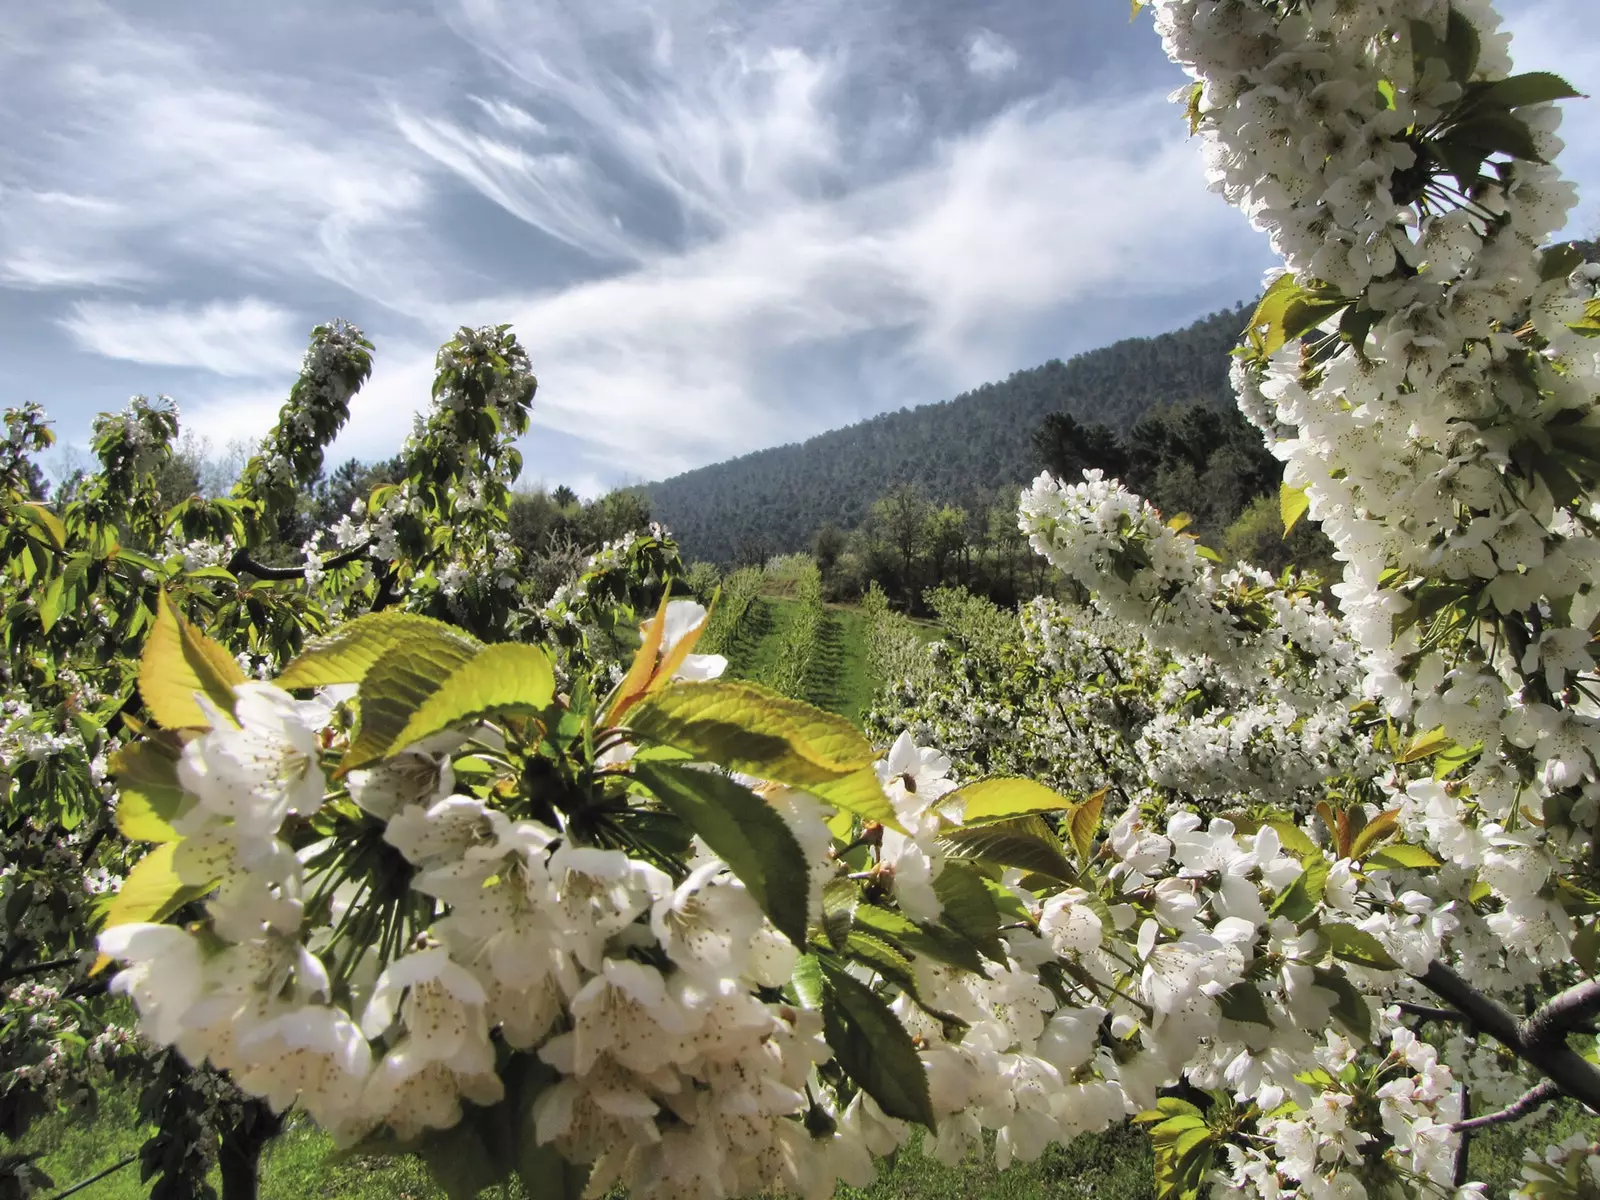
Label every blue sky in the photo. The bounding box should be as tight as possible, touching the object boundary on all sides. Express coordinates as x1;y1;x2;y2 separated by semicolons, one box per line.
4;0;1597;496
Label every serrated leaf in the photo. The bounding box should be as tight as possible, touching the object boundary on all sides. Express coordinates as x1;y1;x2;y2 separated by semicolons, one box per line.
1069;789;1105;861
822;877;860;950
820;962;935;1128
11;501;67;551
276;612;480;690
1477;71;1583;110
1280;482;1311;536
1218;982;1273;1026
627;680;875;786
932;861;1006;962
1348;810;1400;861
1243;274;1348;361
110;742;189;843
138;591;245;730
633;761;810;948
844;930;918;991
1312;966;1371;1041
1395;726;1452;763
1323;923;1401;971
939;816;1076;882
1541;243;1586;282
344;637;481;769
1434;740;1483;779
1446;112;1546;163
792;954;824;1008
852;903;986;974
801;765;901;828
391;643;555;754
948;776;1072;822
98;842;215;933
1364;843;1441;871
1271;855;1330;924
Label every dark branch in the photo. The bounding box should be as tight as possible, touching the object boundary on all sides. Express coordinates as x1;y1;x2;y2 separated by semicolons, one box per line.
1395;1001;1463;1025
1451;1081;1559;1133
47;1154;137;1200
1416;960;1600;1114
0;957;80;987
1525;982;1600;1048
227;540;371;582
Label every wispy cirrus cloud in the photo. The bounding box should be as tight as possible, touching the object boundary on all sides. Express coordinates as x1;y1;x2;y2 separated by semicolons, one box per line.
11;0;1598;494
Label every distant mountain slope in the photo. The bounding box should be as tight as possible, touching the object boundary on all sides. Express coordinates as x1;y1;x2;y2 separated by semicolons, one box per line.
646;303;1250;564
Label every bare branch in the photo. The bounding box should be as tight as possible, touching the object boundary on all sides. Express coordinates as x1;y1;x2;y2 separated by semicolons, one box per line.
1525;981;1600;1048
1395;1001;1463;1025
0;957;80;988
1451;1081;1560;1133
226;539;371;582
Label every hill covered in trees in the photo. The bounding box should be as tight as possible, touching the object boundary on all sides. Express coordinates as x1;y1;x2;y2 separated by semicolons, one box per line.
645;303;1250;564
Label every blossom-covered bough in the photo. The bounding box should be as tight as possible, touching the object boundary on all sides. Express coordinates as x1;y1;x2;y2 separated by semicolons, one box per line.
7;0;1600;1196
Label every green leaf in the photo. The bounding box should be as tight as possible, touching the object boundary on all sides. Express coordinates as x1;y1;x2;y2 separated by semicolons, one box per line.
277;612;480;691
802;765;901;828
792;954;825;1008
1348;810;1400;860
1395;726;1452;764
1365;843;1441;871
948;777;1072;822
1323;923;1401;971
626;680;875;786
1242;274;1348;361
343;637;482;769
1312;966;1371;1041
844;930;918;992
820;961;935;1128
1217;982;1273;1026
391;643;555;754
632;761;810;948
1477;71;1583;110
1445;112;1546;163
1271;855;1330;924
1069;789;1105;861
1280;482;1311;536
1433;740;1483;779
110;743;189;843
821;878;860;950
11;501;67;551
1183;81;1204;134
1541;243;1586;282
852;903;986;974
939;816;1076;883
1573;923;1600;977
932;861;1006;962
99;842;215;932
138;591;245;729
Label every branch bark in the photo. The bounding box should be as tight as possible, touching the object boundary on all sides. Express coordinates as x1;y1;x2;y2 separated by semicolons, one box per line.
0;957;79;987
1451;1081;1559;1133
227;540;371;582
1417;960;1600;1113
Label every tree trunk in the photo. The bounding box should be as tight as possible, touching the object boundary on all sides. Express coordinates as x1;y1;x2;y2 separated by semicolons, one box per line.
218;1100;284;1200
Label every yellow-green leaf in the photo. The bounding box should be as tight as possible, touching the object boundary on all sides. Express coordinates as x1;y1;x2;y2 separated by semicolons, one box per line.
344;637;483;769
276;612;480;691
390;643;556;757
625;680;874;786
802;766;901;829
1280;482;1310;536
110;742;189;843
948;777;1073;823
1396;726;1452;764
1323;922;1401;971
138;591;245;729
1364;842;1440;871
1069;789;1106;861
98;842;215;933
12;501;67;551
1348;810;1400;860
940;816;1076;883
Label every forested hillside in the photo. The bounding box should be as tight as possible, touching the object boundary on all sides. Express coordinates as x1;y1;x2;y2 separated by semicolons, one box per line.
646;303;1249;563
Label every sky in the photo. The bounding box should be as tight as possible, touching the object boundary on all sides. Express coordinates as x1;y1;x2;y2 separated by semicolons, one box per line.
4;0;1598;497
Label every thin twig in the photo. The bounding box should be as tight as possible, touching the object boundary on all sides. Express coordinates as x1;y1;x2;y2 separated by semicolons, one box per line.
1395;1001;1464;1026
0;957;79;987
48;1154;138;1200
227;539;371;581
1451;1081;1560;1133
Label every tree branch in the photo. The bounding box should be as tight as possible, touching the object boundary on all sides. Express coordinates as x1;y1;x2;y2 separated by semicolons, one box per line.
1525;981;1600;1048
227;540;371;582
47;1154;137;1200
1395;1001;1463;1025
0;957;79;987
1451;1081;1559;1133
1416;961;1600;1113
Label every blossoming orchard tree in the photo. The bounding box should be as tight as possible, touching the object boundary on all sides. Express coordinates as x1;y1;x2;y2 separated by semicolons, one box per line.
3;0;1600;1196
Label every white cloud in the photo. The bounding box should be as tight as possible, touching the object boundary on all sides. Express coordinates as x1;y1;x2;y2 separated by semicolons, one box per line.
58;297;307;378
966;30;1020;79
